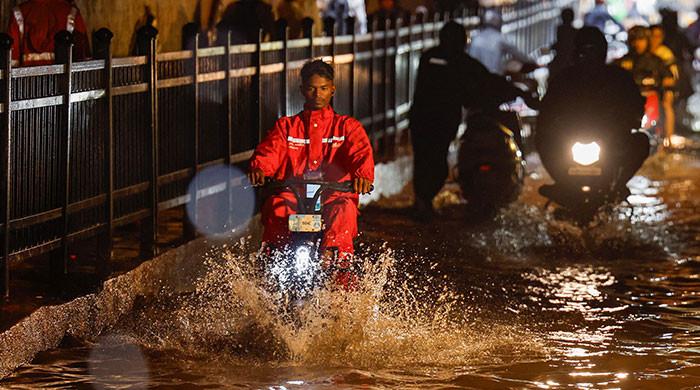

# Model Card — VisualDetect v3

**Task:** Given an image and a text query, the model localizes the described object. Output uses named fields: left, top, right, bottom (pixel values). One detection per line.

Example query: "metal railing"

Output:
left=0, top=2, right=571, bottom=298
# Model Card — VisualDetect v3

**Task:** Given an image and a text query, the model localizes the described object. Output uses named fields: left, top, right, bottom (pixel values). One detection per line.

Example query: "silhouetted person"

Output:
left=7, top=0, right=90, bottom=66
left=617, top=26, right=673, bottom=144
left=660, top=9, right=694, bottom=113
left=216, top=0, right=275, bottom=44
left=409, top=21, right=522, bottom=220
left=320, top=0, right=367, bottom=34
left=548, top=8, right=577, bottom=79
left=369, top=0, right=409, bottom=30
left=537, top=27, right=648, bottom=192
left=468, top=9, right=534, bottom=75
left=686, top=7, right=700, bottom=49
left=650, top=24, right=678, bottom=139
left=583, top=0, right=623, bottom=34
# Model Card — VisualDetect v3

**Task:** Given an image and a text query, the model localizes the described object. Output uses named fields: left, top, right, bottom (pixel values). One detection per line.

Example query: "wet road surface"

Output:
left=2, top=143, right=700, bottom=389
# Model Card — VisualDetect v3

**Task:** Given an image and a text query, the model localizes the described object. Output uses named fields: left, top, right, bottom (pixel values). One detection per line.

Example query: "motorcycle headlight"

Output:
left=571, top=142, right=601, bottom=166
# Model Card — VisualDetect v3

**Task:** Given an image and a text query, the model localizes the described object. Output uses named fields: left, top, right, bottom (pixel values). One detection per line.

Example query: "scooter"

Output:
left=538, top=133, right=630, bottom=226
left=456, top=110, right=526, bottom=218
left=455, top=64, right=537, bottom=218
left=256, top=177, right=371, bottom=304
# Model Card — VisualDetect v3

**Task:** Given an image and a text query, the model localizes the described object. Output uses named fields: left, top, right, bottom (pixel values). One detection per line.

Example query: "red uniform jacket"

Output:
left=250, top=106, right=375, bottom=196
left=8, top=0, right=90, bottom=66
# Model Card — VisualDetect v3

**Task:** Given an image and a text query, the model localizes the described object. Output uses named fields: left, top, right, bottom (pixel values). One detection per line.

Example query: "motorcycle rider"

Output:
left=536, top=26, right=648, bottom=197
left=410, top=21, right=523, bottom=221
left=616, top=26, right=674, bottom=144
left=468, top=9, right=535, bottom=75
left=649, top=24, right=678, bottom=142
left=583, top=0, right=623, bottom=34
left=247, top=60, right=374, bottom=278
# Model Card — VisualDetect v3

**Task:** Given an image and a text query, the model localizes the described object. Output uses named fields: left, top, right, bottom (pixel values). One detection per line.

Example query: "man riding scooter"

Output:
left=536, top=27, right=649, bottom=223
left=617, top=26, right=675, bottom=146
left=247, top=60, right=374, bottom=288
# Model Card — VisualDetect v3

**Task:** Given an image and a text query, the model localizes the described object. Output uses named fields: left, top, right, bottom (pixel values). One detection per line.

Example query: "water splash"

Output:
left=114, top=242, right=546, bottom=369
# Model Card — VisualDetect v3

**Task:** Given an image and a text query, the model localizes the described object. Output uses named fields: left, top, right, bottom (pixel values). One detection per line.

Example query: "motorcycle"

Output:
left=256, top=177, right=372, bottom=305
left=636, top=71, right=662, bottom=150
left=538, top=132, right=631, bottom=226
left=455, top=63, right=537, bottom=218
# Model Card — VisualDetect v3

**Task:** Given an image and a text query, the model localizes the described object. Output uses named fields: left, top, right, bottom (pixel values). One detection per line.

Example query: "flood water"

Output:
left=2, top=142, right=700, bottom=389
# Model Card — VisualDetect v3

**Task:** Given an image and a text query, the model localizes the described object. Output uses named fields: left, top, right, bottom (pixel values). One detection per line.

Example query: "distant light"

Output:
left=582, top=186, right=591, bottom=192
left=615, top=372, right=629, bottom=379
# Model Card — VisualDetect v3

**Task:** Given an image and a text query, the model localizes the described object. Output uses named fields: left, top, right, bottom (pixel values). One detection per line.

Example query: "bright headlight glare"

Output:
left=294, top=245, right=311, bottom=272
left=571, top=142, right=601, bottom=166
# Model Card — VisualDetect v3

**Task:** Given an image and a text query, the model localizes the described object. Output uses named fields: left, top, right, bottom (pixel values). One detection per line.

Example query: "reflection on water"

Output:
left=3, top=150, right=700, bottom=388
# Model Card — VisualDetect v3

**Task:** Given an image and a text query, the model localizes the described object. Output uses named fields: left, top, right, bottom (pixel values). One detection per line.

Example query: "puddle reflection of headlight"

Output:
left=294, top=245, right=312, bottom=272
left=572, top=142, right=601, bottom=166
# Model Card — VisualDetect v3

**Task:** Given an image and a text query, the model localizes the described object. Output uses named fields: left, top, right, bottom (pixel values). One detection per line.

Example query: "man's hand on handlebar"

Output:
left=248, top=168, right=266, bottom=187
left=354, top=177, right=373, bottom=195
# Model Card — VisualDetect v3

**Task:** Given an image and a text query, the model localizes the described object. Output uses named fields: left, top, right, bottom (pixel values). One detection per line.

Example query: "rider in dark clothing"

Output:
left=409, top=21, right=521, bottom=220
left=536, top=27, right=648, bottom=189
left=617, top=26, right=673, bottom=95
left=549, top=8, right=578, bottom=79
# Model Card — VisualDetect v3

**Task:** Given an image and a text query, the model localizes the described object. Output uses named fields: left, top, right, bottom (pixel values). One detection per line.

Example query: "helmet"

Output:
left=574, top=26, right=608, bottom=64
left=481, top=9, right=502, bottom=29
left=627, top=25, right=650, bottom=43
left=439, top=21, right=466, bottom=55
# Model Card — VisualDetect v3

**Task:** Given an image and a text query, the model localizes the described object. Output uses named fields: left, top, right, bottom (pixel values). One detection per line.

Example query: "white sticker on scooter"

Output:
left=306, top=184, right=320, bottom=198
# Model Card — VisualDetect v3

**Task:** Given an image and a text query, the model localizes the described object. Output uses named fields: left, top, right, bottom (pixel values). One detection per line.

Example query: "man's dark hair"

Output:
left=649, top=24, right=663, bottom=32
left=300, top=60, right=334, bottom=83
left=561, top=8, right=574, bottom=25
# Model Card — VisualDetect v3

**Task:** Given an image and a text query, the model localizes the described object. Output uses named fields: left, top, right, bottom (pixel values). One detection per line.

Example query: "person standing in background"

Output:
left=583, top=0, right=623, bottom=34
left=548, top=7, right=577, bottom=80
left=649, top=24, right=678, bottom=141
left=7, top=0, right=90, bottom=66
left=468, top=9, right=534, bottom=75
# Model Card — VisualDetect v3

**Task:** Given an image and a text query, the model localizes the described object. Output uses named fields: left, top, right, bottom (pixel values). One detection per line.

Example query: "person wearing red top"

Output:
left=7, top=0, right=90, bottom=66
left=248, top=60, right=374, bottom=262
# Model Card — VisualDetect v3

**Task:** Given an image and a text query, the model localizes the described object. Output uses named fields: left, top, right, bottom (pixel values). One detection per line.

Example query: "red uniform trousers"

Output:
left=262, top=191, right=358, bottom=254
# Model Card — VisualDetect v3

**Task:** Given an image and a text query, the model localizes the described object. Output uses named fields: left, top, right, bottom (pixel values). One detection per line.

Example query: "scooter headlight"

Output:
left=294, top=245, right=312, bottom=272
left=571, top=142, right=601, bottom=166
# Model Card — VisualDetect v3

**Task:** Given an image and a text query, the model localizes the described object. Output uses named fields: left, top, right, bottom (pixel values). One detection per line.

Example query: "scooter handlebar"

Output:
left=260, top=178, right=373, bottom=194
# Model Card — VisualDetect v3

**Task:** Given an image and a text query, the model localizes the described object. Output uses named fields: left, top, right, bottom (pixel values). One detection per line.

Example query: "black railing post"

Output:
left=323, top=16, right=335, bottom=38
left=369, top=18, right=376, bottom=153
left=0, top=33, right=12, bottom=299
left=255, top=28, right=263, bottom=144
left=140, top=29, right=159, bottom=258
left=382, top=18, right=390, bottom=160
left=54, top=30, right=73, bottom=293
left=281, top=25, right=289, bottom=116
left=224, top=30, right=234, bottom=229
left=94, top=28, right=114, bottom=281
left=182, top=22, right=200, bottom=51
left=330, top=17, right=336, bottom=59
left=391, top=17, right=401, bottom=159
left=225, top=31, right=233, bottom=156
left=184, top=33, right=200, bottom=241
left=407, top=15, right=414, bottom=105
left=302, top=17, right=314, bottom=59
left=347, top=17, right=356, bottom=118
